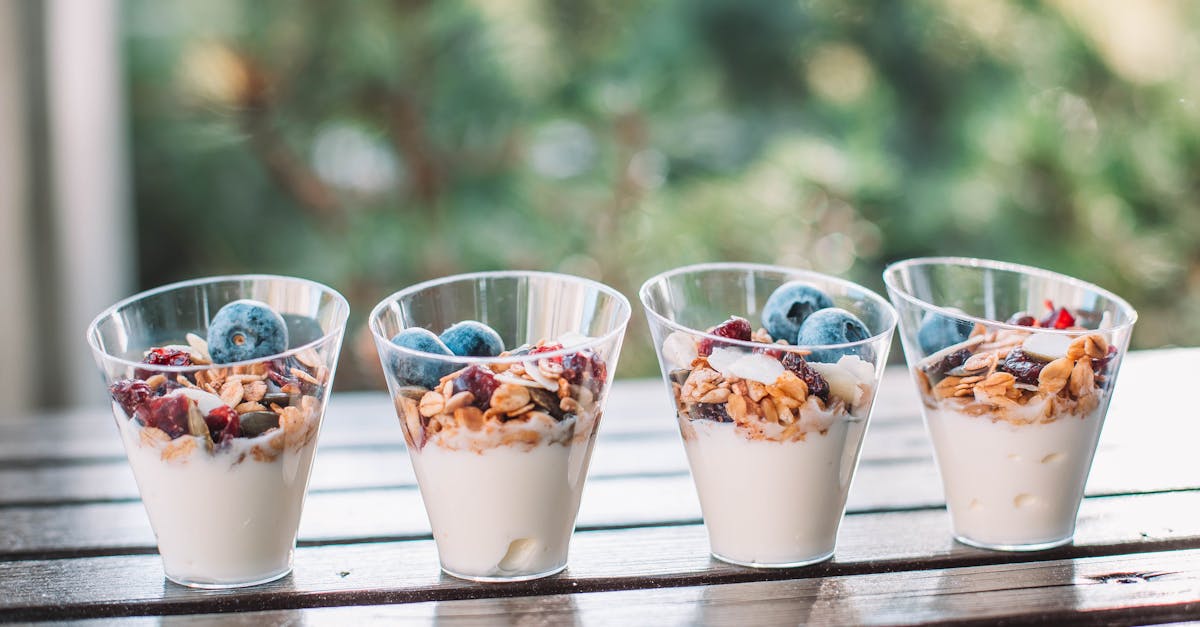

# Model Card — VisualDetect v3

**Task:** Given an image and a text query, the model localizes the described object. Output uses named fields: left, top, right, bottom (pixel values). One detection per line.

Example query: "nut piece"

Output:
left=726, top=393, right=748, bottom=424
left=1067, top=334, right=1109, bottom=361
left=219, top=380, right=245, bottom=408
left=140, top=426, right=171, bottom=447
left=934, top=376, right=964, bottom=399
left=161, top=437, right=196, bottom=461
left=443, top=391, right=475, bottom=414
left=243, top=380, right=267, bottom=403
left=698, top=388, right=731, bottom=404
left=774, top=371, right=808, bottom=402
left=490, top=383, right=532, bottom=414
left=397, top=395, right=423, bottom=449
left=963, top=352, right=997, bottom=372
left=976, top=371, right=1015, bottom=398
left=1069, top=358, right=1095, bottom=397
left=145, top=374, right=167, bottom=390
left=455, top=406, right=485, bottom=431
left=419, top=391, right=445, bottom=418
left=1038, top=358, right=1074, bottom=394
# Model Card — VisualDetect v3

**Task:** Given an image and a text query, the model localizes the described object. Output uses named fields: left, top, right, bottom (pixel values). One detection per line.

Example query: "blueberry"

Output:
left=207, top=300, right=289, bottom=364
left=389, top=328, right=456, bottom=389
left=761, top=282, right=834, bottom=343
left=439, top=320, right=505, bottom=357
left=916, top=310, right=974, bottom=355
left=795, top=307, right=872, bottom=363
left=282, top=313, right=326, bottom=348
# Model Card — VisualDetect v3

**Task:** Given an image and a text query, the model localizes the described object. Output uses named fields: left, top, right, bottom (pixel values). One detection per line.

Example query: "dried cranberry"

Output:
left=1007, top=313, right=1037, bottom=327
left=109, top=379, right=152, bottom=416
left=1000, top=349, right=1048, bottom=385
left=1092, top=345, right=1117, bottom=379
left=453, top=365, right=500, bottom=409
left=205, top=405, right=239, bottom=437
left=267, top=368, right=295, bottom=388
left=1038, top=301, right=1077, bottom=330
left=698, top=316, right=753, bottom=357
left=134, top=394, right=190, bottom=438
left=781, top=352, right=830, bottom=402
left=142, top=347, right=193, bottom=367
left=926, top=348, right=972, bottom=377
left=690, top=402, right=732, bottom=423
left=562, top=349, right=608, bottom=392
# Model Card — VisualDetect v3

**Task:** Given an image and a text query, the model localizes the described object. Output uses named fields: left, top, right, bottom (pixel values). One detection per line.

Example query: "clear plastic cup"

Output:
left=640, top=262, right=897, bottom=568
left=369, top=271, right=631, bottom=582
left=87, top=275, right=349, bottom=588
left=884, top=257, right=1137, bottom=551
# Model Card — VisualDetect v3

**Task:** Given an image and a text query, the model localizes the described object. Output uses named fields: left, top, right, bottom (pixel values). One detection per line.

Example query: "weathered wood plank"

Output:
left=77, top=548, right=1200, bottom=626
left=0, top=490, right=1198, bottom=620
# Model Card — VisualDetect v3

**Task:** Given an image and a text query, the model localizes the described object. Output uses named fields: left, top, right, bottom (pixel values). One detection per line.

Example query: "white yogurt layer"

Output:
left=925, top=406, right=1104, bottom=547
left=681, top=416, right=868, bottom=566
left=410, top=430, right=595, bottom=580
left=115, top=405, right=319, bottom=587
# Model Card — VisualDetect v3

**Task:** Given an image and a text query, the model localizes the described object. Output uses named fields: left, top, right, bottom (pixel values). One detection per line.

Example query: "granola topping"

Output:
left=108, top=328, right=328, bottom=465
left=664, top=324, right=875, bottom=444
left=396, top=336, right=609, bottom=454
left=915, top=303, right=1115, bottom=426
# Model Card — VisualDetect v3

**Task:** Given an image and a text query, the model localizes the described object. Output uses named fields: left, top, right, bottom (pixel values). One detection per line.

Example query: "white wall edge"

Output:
left=46, top=0, right=134, bottom=405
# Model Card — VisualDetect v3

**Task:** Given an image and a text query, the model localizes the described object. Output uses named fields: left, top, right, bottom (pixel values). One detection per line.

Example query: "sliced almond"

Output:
left=419, top=391, right=445, bottom=417
left=219, top=380, right=244, bottom=408
left=243, top=380, right=267, bottom=403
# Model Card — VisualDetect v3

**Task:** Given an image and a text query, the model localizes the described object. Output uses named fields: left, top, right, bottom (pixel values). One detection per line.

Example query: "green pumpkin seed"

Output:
left=240, top=411, right=280, bottom=437
left=528, top=387, right=564, bottom=419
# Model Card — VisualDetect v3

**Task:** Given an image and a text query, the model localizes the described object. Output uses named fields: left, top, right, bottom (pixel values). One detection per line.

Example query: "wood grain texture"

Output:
left=2, top=489, right=1198, bottom=620
left=95, top=548, right=1199, bottom=626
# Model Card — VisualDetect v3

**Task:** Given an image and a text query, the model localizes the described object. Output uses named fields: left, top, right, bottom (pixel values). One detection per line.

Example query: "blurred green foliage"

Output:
left=124, top=0, right=1200, bottom=387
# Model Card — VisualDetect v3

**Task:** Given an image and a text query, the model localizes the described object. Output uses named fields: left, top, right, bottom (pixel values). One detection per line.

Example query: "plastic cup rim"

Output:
left=638, top=261, right=898, bottom=356
left=882, top=256, right=1138, bottom=336
left=86, top=273, right=350, bottom=374
left=369, top=269, right=633, bottom=366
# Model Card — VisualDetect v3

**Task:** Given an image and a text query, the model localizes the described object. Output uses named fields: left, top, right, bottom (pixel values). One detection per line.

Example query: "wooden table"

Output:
left=1, top=349, right=1198, bottom=624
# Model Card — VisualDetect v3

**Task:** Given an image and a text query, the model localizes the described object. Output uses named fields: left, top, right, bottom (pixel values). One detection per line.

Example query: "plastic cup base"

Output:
left=165, top=565, right=293, bottom=589
left=711, top=549, right=835, bottom=569
left=440, top=562, right=568, bottom=583
left=954, top=534, right=1074, bottom=552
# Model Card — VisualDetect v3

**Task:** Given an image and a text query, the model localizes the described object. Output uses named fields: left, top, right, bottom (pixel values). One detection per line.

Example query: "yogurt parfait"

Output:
left=885, top=258, right=1137, bottom=550
left=370, top=271, right=630, bottom=582
left=87, top=276, right=348, bottom=588
left=641, top=263, right=896, bottom=568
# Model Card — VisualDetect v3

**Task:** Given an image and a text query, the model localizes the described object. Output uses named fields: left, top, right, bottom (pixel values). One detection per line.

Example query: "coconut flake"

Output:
left=173, top=387, right=228, bottom=413
left=808, top=361, right=865, bottom=407
left=522, top=361, right=561, bottom=391
left=728, top=353, right=784, bottom=385
left=1022, top=332, right=1073, bottom=361
left=836, top=354, right=875, bottom=383
left=662, top=331, right=699, bottom=369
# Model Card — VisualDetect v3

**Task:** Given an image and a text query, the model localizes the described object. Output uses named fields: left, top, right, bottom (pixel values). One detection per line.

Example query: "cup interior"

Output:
left=88, top=275, right=350, bottom=369
left=640, top=262, right=896, bottom=346
left=883, top=257, right=1137, bottom=335
left=370, top=271, right=631, bottom=364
